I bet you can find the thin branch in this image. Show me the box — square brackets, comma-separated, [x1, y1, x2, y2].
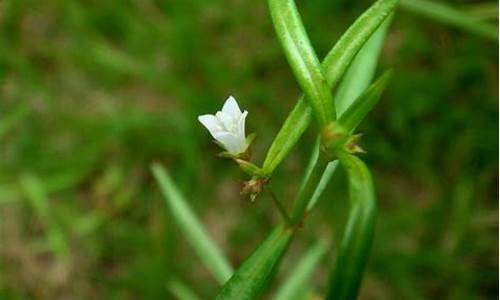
[266, 186, 292, 225]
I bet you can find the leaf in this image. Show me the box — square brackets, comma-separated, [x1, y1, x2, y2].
[307, 18, 393, 211]
[465, 2, 498, 21]
[269, 0, 335, 126]
[400, 0, 498, 41]
[261, 0, 399, 176]
[261, 99, 312, 177]
[325, 152, 377, 300]
[167, 279, 201, 300]
[274, 240, 329, 300]
[298, 138, 320, 194]
[215, 224, 294, 300]
[322, 0, 399, 91]
[306, 160, 338, 211]
[334, 17, 393, 117]
[151, 163, 233, 284]
[338, 69, 392, 133]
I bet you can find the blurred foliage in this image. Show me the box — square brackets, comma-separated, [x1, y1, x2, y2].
[0, 0, 497, 299]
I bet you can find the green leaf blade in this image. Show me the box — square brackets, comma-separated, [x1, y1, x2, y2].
[326, 153, 377, 300]
[306, 160, 338, 211]
[400, 0, 499, 41]
[334, 16, 393, 117]
[261, 0, 399, 177]
[167, 279, 201, 300]
[151, 163, 233, 284]
[215, 224, 294, 300]
[274, 240, 329, 300]
[306, 17, 393, 212]
[322, 0, 399, 92]
[338, 69, 392, 133]
[261, 99, 312, 177]
[268, 0, 335, 125]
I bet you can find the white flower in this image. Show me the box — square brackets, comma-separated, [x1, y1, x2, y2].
[198, 96, 249, 155]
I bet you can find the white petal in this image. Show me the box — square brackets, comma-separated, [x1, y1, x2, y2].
[215, 132, 246, 154]
[198, 114, 222, 139]
[216, 111, 236, 132]
[221, 96, 242, 117]
[238, 110, 248, 139]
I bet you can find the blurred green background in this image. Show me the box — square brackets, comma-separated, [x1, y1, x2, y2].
[0, 0, 498, 299]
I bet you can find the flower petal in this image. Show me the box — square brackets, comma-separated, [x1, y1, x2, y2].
[215, 132, 246, 154]
[198, 114, 222, 139]
[238, 110, 248, 139]
[216, 111, 236, 132]
[221, 96, 242, 117]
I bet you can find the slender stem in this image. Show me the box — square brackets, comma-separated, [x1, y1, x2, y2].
[290, 155, 328, 224]
[266, 186, 292, 224]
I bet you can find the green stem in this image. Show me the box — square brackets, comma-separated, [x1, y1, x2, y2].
[266, 187, 292, 224]
[290, 154, 328, 224]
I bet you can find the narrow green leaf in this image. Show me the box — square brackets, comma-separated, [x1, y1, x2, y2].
[306, 161, 338, 211]
[322, 0, 399, 91]
[274, 240, 329, 300]
[261, 0, 399, 176]
[269, 0, 335, 125]
[306, 19, 394, 212]
[261, 98, 312, 177]
[400, 0, 498, 41]
[465, 2, 499, 21]
[19, 173, 68, 259]
[167, 279, 201, 300]
[338, 69, 392, 133]
[298, 138, 320, 194]
[334, 17, 392, 117]
[215, 224, 294, 300]
[151, 163, 233, 284]
[326, 152, 377, 300]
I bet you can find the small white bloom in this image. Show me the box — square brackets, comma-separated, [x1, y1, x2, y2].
[198, 96, 249, 155]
